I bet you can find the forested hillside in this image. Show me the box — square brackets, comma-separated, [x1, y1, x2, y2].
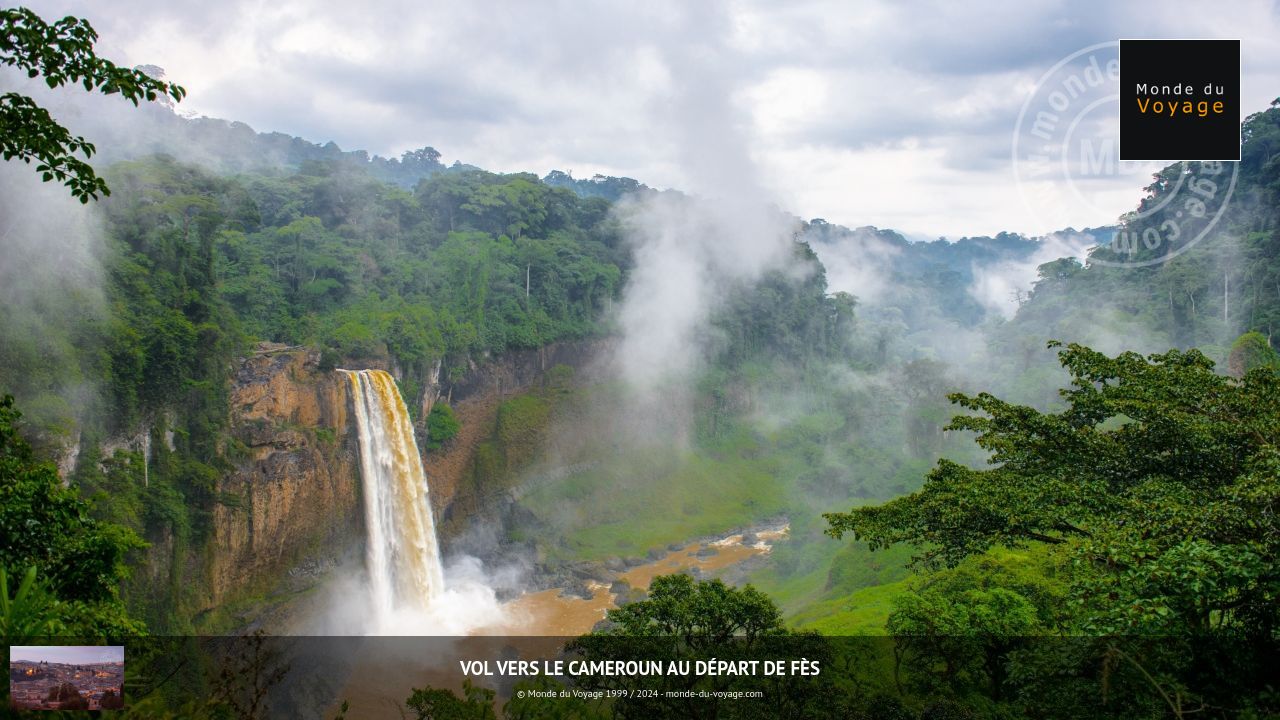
[2, 157, 627, 437]
[998, 101, 1280, 360]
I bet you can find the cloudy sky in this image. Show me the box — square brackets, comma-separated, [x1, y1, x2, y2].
[20, 0, 1280, 238]
[10, 645, 124, 664]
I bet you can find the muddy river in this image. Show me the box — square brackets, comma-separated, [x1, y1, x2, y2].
[493, 524, 790, 636]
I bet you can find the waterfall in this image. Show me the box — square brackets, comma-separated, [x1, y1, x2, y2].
[341, 369, 445, 620]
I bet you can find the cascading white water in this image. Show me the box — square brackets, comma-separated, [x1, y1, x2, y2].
[341, 369, 445, 622]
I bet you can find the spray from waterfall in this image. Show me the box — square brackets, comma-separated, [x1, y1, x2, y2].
[341, 369, 445, 621]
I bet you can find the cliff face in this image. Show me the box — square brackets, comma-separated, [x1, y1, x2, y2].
[208, 344, 362, 611]
[423, 341, 606, 539]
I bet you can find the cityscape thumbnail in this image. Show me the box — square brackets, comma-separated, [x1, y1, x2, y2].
[9, 646, 125, 711]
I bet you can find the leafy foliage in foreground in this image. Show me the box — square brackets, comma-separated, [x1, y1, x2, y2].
[827, 342, 1280, 635]
[0, 395, 144, 639]
[1, 7, 185, 201]
[406, 679, 497, 720]
[565, 574, 838, 720]
[825, 343, 1280, 716]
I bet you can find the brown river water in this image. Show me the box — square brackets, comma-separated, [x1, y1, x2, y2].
[492, 526, 789, 636]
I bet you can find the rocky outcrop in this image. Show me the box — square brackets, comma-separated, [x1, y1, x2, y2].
[208, 343, 362, 610]
[422, 340, 607, 534]
[436, 341, 605, 409]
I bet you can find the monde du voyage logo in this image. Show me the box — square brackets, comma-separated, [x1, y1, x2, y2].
[1120, 39, 1241, 162]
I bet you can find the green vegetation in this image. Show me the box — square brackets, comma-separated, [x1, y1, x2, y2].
[1228, 330, 1280, 376]
[427, 402, 461, 449]
[757, 539, 914, 631]
[984, 102, 1280, 366]
[568, 574, 839, 719]
[0, 395, 144, 639]
[823, 343, 1279, 714]
[493, 395, 552, 468]
[217, 164, 624, 367]
[406, 680, 497, 720]
[495, 228, 978, 574]
[0, 565, 65, 641]
[789, 580, 905, 635]
[524, 446, 787, 563]
[511, 351, 972, 586]
[828, 342, 1280, 635]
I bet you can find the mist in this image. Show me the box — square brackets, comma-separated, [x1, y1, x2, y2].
[0, 161, 107, 449]
[968, 231, 1095, 318]
[606, 5, 797, 441]
[807, 225, 903, 305]
[303, 554, 519, 636]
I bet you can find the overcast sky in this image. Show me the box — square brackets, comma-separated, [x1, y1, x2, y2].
[10, 646, 124, 664]
[20, 0, 1280, 239]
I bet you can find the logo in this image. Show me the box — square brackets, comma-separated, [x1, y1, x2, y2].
[1120, 39, 1240, 161]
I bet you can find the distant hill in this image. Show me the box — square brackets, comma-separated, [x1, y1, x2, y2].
[1, 70, 454, 187]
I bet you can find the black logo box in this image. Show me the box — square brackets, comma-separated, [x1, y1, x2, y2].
[1119, 39, 1240, 161]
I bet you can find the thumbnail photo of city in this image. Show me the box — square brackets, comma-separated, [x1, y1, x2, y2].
[9, 646, 125, 711]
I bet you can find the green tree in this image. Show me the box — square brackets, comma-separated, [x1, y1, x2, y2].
[1227, 330, 1280, 377]
[884, 551, 1067, 703]
[1, 7, 185, 201]
[405, 679, 496, 720]
[427, 402, 461, 449]
[569, 574, 839, 720]
[594, 574, 785, 642]
[826, 342, 1280, 636]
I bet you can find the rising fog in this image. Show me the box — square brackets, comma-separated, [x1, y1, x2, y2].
[606, 4, 798, 443]
[0, 161, 107, 445]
